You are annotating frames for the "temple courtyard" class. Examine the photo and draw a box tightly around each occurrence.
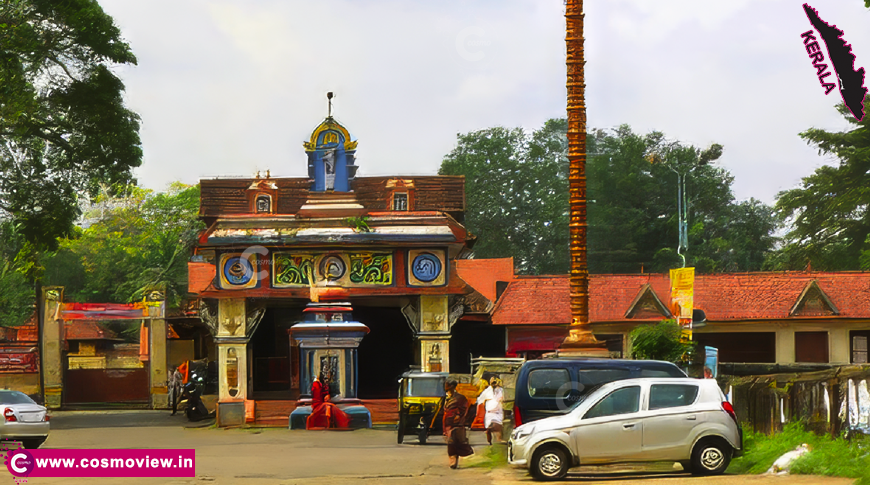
[11,411,849,485]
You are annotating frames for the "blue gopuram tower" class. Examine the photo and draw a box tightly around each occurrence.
[304,93,358,192]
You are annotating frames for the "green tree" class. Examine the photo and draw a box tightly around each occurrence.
[442,120,778,274]
[0,221,38,326]
[439,120,570,274]
[0,262,33,327]
[629,320,695,363]
[42,183,204,309]
[771,97,870,271]
[587,125,777,273]
[0,0,141,248]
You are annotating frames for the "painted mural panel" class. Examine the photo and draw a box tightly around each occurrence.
[272,252,392,287]
[349,253,393,285]
[273,253,315,287]
[0,348,39,373]
[408,249,446,286]
[218,253,258,289]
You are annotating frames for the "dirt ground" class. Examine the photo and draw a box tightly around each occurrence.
[4,411,854,485]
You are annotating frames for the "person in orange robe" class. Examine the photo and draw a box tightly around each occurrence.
[306,372,351,429]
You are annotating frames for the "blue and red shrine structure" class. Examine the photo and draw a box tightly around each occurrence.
[188,103,487,426]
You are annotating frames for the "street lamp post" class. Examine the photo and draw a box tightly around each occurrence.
[671,167,690,268]
[650,142,721,267]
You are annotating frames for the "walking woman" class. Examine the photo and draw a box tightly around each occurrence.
[443,379,474,469]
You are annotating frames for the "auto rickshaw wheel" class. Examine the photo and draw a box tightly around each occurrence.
[418,423,428,445]
[397,413,406,444]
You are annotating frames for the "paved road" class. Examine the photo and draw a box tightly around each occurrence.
[50,410,213,430]
[9,412,854,485]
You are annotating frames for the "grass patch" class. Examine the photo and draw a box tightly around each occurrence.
[728,422,870,484]
[466,444,508,469]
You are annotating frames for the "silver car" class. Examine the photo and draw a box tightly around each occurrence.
[0,390,50,449]
[509,378,742,480]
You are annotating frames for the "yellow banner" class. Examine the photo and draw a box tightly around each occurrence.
[670,267,695,322]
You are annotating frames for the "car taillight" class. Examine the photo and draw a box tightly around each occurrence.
[722,401,738,424]
[514,406,523,427]
[4,408,16,423]
[44,414,50,422]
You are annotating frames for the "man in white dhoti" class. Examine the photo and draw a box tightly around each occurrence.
[476,376,504,444]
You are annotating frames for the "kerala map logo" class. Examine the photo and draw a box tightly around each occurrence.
[801,3,867,121]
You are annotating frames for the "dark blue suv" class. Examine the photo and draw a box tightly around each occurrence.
[513,359,687,426]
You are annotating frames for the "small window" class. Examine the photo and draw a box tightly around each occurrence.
[528,369,570,398]
[795,331,829,363]
[584,386,640,419]
[852,333,869,364]
[392,192,408,211]
[648,384,699,410]
[255,194,271,213]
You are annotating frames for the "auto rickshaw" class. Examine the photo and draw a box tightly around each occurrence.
[396,371,447,444]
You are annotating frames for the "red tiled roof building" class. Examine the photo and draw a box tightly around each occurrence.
[468,268,870,364]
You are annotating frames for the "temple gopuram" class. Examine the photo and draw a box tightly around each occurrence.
[189,111,478,426]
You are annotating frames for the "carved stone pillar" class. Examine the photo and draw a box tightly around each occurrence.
[41,287,64,410]
[417,295,451,373]
[216,298,248,426]
[419,338,450,373]
[149,318,169,409]
[147,288,168,409]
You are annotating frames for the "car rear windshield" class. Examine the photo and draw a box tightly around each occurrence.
[405,378,445,397]
[639,366,687,378]
[528,369,570,398]
[577,368,633,389]
[0,391,35,405]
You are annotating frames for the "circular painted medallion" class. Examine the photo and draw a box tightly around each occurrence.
[412,253,442,283]
[320,255,346,281]
[223,256,254,285]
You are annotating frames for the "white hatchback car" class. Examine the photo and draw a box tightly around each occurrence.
[509,378,742,480]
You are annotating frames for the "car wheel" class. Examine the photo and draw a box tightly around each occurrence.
[397,414,406,444]
[690,438,731,476]
[531,446,569,481]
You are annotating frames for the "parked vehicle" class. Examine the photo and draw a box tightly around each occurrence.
[0,390,49,449]
[513,359,686,426]
[396,371,447,444]
[509,378,742,480]
[183,382,213,422]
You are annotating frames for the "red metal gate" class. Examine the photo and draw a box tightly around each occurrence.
[63,368,150,405]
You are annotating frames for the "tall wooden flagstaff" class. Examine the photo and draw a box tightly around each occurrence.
[561,0,608,355]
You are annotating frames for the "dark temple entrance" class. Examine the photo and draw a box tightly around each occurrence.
[354,305,415,399]
[449,320,506,374]
[250,306,302,399]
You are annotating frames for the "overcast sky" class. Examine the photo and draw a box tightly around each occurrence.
[100,0,870,205]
